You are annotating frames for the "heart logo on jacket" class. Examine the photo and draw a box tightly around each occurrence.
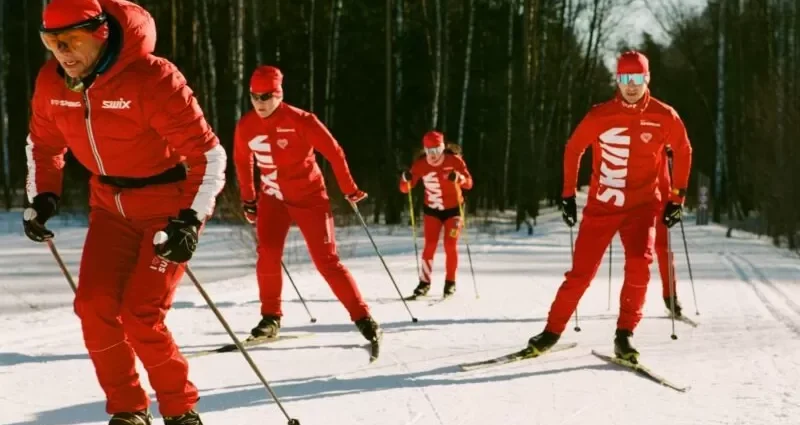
[277,139,289,149]
[640,133,652,143]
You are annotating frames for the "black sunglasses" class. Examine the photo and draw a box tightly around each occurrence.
[249,92,274,102]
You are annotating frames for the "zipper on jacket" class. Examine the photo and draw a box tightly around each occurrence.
[83,89,125,217]
[82,89,107,175]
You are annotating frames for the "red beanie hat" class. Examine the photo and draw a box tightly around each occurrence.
[616,51,649,75]
[422,131,444,148]
[42,0,108,40]
[250,66,284,95]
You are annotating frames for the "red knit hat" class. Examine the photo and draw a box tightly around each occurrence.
[616,51,649,75]
[42,0,108,40]
[422,131,444,148]
[250,66,284,95]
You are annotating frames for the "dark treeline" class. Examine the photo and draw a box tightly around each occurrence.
[0,0,797,249]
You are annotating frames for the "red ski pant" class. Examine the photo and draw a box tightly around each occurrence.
[419,213,462,283]
[545,202,658,334]
[256,194,370,321]
[655,218,677,298]
[73,208,197,416]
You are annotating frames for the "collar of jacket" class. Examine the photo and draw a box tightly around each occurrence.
[614,89,651,114]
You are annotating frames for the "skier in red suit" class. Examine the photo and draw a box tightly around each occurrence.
[526,51,692,363]
[24,0,226,423]
[399,131,473,297]
[655,146,683,316]
[233,65,382,347]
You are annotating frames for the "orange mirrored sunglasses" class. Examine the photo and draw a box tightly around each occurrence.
[39,14,106,52]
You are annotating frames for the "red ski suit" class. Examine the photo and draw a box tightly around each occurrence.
[399,152,473,283]
[234,103,370,321]
[26,0,226,416]
[546,91,691,334]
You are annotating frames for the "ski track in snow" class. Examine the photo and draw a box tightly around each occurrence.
[1,203,799,425]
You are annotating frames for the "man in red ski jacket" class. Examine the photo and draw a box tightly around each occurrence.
[526,51,692,363]
[399,131,473,298]
[233,65,382,347]
[24,0,225,423]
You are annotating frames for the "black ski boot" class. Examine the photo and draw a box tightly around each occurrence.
[526,330,560,355]
[614,329,640,364]
[443,280,456,297]
[664,296,683,317]
[355,316,383,362]
[413,280,431,297]
[109,410,152,425]
[163,409,203,425]
[251,315,280,339]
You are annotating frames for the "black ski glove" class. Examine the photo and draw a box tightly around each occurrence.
[23,193,60,242]
[662,202,682,228]
[154,209,202,263]
[401,170,412,182]
[242,200,257,224]
[561,196,577,227]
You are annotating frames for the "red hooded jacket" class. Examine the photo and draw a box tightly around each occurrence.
[26,0,225,221]
[562,91,692,215]
[234,102,359,204]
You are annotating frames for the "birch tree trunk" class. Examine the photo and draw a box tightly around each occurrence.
[200,0,218,130]
[456,0,475,147]
[325,0,343,127]
[0,1,9,208]
[713,0,726,222]
[501,0,515,212]
[431,0,442,128]
[230,0,245,121]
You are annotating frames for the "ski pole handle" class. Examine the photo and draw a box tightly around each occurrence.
[153,231,168,245]
[23,208,37,221]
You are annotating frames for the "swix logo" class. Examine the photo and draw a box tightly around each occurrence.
[149,256,168,274]
[640,120,661,127]
[51,99,81,108]
[248,135,284,200]
[102,98,132,109]
[276,127,295,133]
[596,127,630,207]
[422,172,444,210]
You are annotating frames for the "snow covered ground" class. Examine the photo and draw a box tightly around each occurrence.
[1,198,799,425]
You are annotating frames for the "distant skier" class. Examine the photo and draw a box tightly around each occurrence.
[233,65,382,351]
[526,51,693,363]
[399,131,473,298]
[656,146,683,317]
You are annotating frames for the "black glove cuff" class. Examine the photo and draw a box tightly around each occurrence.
[177,209,202,227]
[31,192,60,222]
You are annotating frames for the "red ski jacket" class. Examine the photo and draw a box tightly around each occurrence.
[234,103,360,204]
[562,91,692,215]
[26,0,225,221]
[399,152,473,210]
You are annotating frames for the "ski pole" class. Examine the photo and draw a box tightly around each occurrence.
[607,242,612,311]
[348,201,419,322]
[24,208,78,294]
[407,182,421,281]
[154,232,301,425]
[246,225,316,322]
[666,228,678,340]
[455,182,479,299]
[48,239,77,294]
[570,226,581,332]
[282,261,317,323]
[679,220,699,315]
